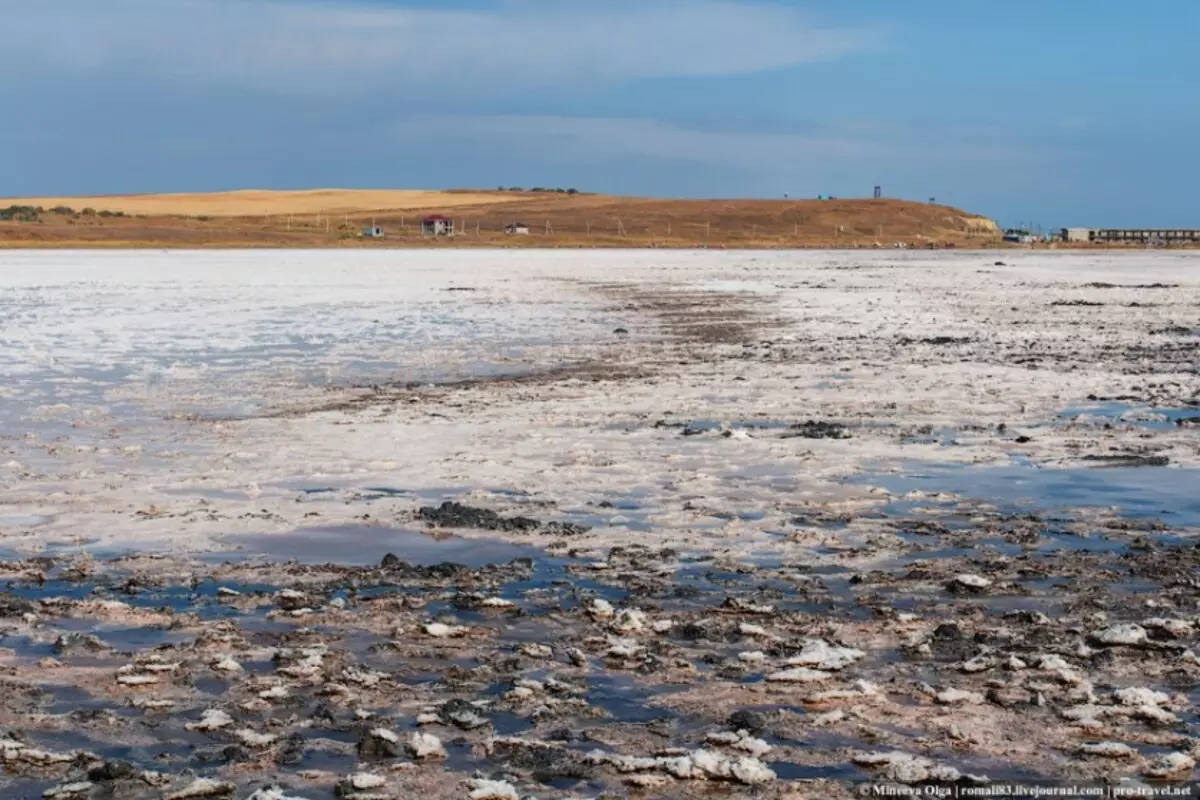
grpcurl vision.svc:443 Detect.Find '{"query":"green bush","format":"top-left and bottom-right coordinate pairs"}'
top-left (0, 205), bottom-right (41, 222)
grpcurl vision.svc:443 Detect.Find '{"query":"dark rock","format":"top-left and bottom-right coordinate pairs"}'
top-left (987, 686), bottom-right (1035, 708)
top-left (781, 420), bottom-right (851, 440)
top-left (438, 698), bottom-right (492, 730)
top-left (54, 632), bottom-right (108, 654)
top-left (380, 553), bottom-right (402, 568)
top-left (0, 593), bottom-right (35, 617)
top-left (613, 328), bottom-right (629, 335)
top-left (88, 760), bottom-right (138, 782)
top-left (490, 739), bottom-right (596, 782)
top-left (727, 709), bottom-right (771, 734)
top-left (417, 501), bottom-right (540, 533)
top-left (897, 519), bottom-right (951, 536)
top-left (928, 624), bottom-right (980, 662)
top-left (1082, 454), bottom-right (1169, 467)
top-left (1015, 436), bottom-right (1033, 444)
top-left (276, 590), bottom-right (312, 611)
top-left (542, 521), bottom-right (590, 537)
top-left (220, 744), bottom-right (253, 764)
top-left (357, 727), bottom-right (403, 759)
top-left (676, 621), bottom-right (711, 641)
top-left (274, 733), bottom-right (306, 766)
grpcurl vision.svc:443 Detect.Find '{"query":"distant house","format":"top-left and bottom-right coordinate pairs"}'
top-left (361, 225), bottom-right (384, 238)
top-left (1003, 228), bottom-right (1035, 244)
top-left (421, 215), bottom-right (454, 236)
top-left (504, 222), bottom-right (530, 235)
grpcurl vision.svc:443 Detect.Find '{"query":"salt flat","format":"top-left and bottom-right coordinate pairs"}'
top-left (2, 249), bottom-right (1200, 796)
top-left (1, 248), bottom-right (1198, 557)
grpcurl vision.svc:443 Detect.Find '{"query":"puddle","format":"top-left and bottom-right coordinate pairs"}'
top-left (213, 525), bottom-right (541, 567)
top-left (854, 462), bottom-right (1200, 527)
top-left (1059, 403), bottom-right (1200, 430)
top-left (0, 515), bottom-right (52, 528)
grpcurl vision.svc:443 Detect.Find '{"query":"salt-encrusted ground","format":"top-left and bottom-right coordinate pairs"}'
top-left (2, 249), bottom-right (1198, 557)
top-left (0, 249), bottom-right (1198, 798)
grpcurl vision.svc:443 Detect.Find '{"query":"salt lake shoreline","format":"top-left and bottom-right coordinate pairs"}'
top-left (0, 248), bottom-right (1197, 798)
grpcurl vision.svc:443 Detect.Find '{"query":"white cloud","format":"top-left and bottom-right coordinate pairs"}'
top-left (1, 0), bottom-right (881, 89)
top-left (388, 113), bottom-right (1048, 175)
top-left (393, 113), bottom-right (884, 169)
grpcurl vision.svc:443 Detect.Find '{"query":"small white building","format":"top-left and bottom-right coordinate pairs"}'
top-left (504, 222), bottom-right (530, 235)
top-left (421, 215), bottom-right (454, 236)
top-left (361, 225), bottom-right (384, 238)
top-left (1063, 227), bottom-right (1092, 242)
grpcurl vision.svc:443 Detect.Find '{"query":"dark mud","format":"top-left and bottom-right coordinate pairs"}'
top-left (2, 491), bottom-right (1198, 799)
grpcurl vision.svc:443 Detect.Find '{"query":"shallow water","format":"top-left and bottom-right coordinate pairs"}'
top-left (214, 525), bottom-right (540, 567)
top-left (856, 462), bottom-right (1200, 527)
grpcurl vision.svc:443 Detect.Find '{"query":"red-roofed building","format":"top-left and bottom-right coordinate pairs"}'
top-left (421, 215), bottom-right (454, 236)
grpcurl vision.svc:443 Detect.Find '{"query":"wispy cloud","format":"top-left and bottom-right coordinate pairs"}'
top-left (389, 113), bottom-right (1052, 175)
top-left (1, 0), bottom-right (882, 90)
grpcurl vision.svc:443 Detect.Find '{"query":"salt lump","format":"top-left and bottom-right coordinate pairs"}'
top-left (1089, 624), bottom-right (1148, 646)
top-left (785, 639), bottom-right (865, 671)
top-left (1078, 741), bottom-right (1136, 759)
top-left (765, 667), bottom-right (832, 683)
top-left (184, 709), bottom-right (234, 732)
top-left (407, 731), bottom-right (446, 760)
top-left (853, 751), bottom-right (980, 785)
top-left (586, 748), bottom-right (776, 785)
top-left (467, 779), bottom-right (519, 800)
top-left (423, 622), bottom-right (467, 638)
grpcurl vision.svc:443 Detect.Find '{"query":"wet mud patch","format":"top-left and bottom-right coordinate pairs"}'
top-left (583, 280), bottom-right (788, 349)
top-left (221, 278), bottom-right (787, 424)
top-left (2, 510), bottom-right (1200, 797)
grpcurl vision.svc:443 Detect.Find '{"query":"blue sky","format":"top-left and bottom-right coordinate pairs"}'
top-left (1, 0), bottom-right (1197, 227)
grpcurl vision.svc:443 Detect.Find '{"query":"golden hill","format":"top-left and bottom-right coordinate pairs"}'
top-left (0, 189), bottom-right (999, 248)
top-left (0, 188), bottom-right (531, 217)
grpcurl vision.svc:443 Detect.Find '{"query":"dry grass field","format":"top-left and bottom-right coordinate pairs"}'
top-left (0, 188), bottom-right (533, 218)
top-left (0, 189), bottom-right (1001, 248)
